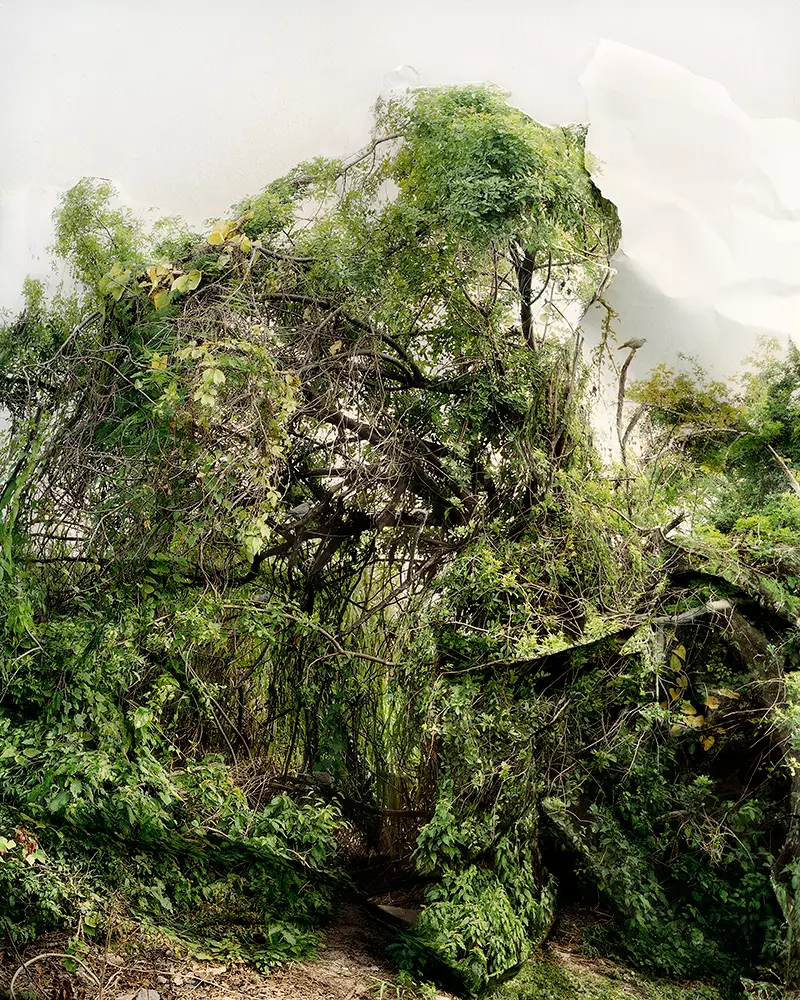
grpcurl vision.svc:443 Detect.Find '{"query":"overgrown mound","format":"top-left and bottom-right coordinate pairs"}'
top-left (2, 83), bottom-right (800, 996)
top-left (0, 723), bottom-right (339, 967)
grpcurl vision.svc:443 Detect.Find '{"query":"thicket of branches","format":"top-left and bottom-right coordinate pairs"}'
top-left (2, 84), bottom-right (800, 995)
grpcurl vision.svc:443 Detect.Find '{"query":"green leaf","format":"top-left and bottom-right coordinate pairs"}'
top-left (48, 789), bottom-right (71, 812)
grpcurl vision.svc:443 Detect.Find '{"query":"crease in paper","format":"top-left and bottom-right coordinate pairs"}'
top-left (580, 40), bottom-right (800, 350)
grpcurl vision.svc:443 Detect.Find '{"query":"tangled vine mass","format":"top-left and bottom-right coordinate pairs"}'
top-left (2, 85), bottom-right (800, 996)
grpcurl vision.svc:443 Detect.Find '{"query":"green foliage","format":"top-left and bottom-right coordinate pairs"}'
top-left (0, 577), bottom-right (340, 960)
top-left (383, 86), bottom-right (614, 251)
top-left (0, 778), bottom-right (338, 962)
top-left (396, 864), bottom-right (555, 994)
top-left (629, 359), bottom-right (740, 432)
top-left (371, 971), bottom-right (440, 1000)
top-left (51, 178), bottom-right (145, 291)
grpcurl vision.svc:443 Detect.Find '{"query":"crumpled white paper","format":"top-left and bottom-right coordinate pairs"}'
top-left (580, 40), bottom-right (800, 364)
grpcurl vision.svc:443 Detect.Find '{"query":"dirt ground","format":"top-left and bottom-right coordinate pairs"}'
top-left (246, 900), bottom-right (410, 1000)
top-left (0, 901), bottom-right (452, 1000)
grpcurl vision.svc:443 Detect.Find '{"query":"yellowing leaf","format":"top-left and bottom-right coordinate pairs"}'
top-left (670, 724), bottom-right (684, 736)
top-left (684, 714), bottom-right (705, 728)
top-left (668, 688), bottom-right (681, 702)
top-left (208, 219), bottom-right (237, 245)
top-left (673, 644), bottom-right (686, 662)
top-left (239, 236), bottom-right (252, 254)
top-left (717, 688), bottom-right (740, 700)
top-left (704, 695), bottom-right (721, 710)
top-left (147, 263), bottom-right (172, 288)
top-left (150, 352), bottom-right (168, 371)
top-left (171, 270), bottom-right (202, 295)
top-left (329, 340), bottom-right (343, 355)
top-left (701, 735), bottom-right (715, 750)
top-left (153, 289), bottom-right (170, 310)
top-left (680, 703), bottom-right (697, 715)
top-left (676, 672), bottom-right (688, 688)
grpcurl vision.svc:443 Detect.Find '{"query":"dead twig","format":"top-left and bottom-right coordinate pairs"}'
top-left (10, 952), bottom-right (101, 1000)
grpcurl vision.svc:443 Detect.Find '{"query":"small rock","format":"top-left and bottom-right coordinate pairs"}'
top-left (135, 991), bottom-right (159, 1000)
top-left (156, 977), bottom-right (167, 985)
top-left (117, 993), bottom-right (136, 1000)
top-left (172, 975), bottom-right (184, 986)
top-left (203, 966), bottom-right (227, 977)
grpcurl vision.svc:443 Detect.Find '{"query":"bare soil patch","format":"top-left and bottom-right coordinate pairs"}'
top-left (0, 900), bottom-right (450, 1000)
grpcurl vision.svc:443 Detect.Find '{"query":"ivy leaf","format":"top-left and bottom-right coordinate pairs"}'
top-left (48, 789), bottom-right (71, 812)
top-left (100, 263), bottom-right (131, 301)
top-left (670, 654), bottom-right (687, 674)
top-left (208, 219), bottom-right (238, 245)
